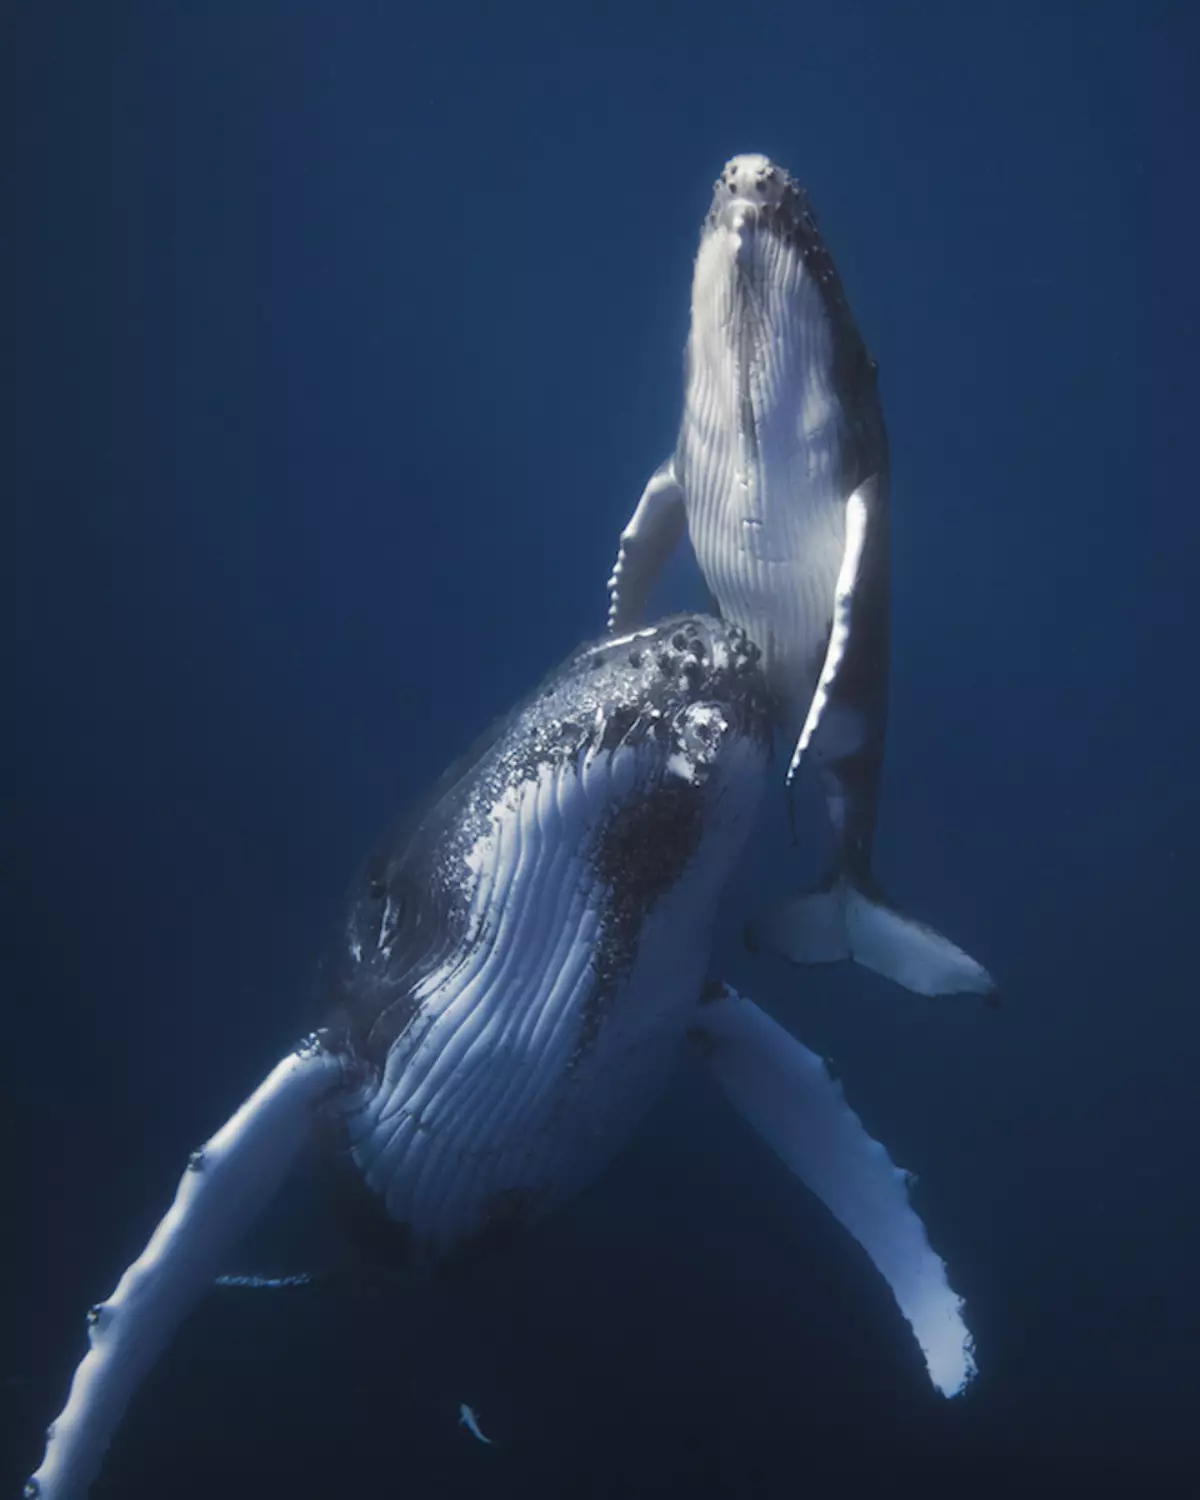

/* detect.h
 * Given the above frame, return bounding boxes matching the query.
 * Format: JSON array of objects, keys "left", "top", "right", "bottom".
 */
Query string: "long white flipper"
[
  {"left": 27, "top": 1034, "right": 350, "bottom": 1500},
  {"left": 784, "top": 478, "right": 874, "bottom": 787},
  {"left": 692, "top": 986, "right": 977, "bottom": 1398},
  {"left": 606, "top": 460, "right": 686, "bottom": 631}
]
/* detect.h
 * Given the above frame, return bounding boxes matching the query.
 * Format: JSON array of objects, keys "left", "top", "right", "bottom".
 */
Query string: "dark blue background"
[{"left": 6, "top": 2, "right": 1198, "bottom": 1494}]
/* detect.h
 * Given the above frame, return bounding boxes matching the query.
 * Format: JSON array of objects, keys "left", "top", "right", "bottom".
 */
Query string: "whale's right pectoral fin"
[
  {"left": 606, "top": 460, "right": 687, "bottom": 632},
  {"left": 690, "top": 984, "right": 977, "bottom": 1399},
  {"left": 27, "top": 1034, "right": 353, "bottom": 1500}
]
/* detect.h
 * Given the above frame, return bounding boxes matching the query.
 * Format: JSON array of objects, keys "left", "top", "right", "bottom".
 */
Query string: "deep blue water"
[{"left": 6, "top": 2, "right": 1199, "bottom": 1494}]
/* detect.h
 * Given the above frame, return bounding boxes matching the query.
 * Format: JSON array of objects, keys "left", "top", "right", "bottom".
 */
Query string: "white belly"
[
  {"left": 680, "top": 225, "right": 851, "bottom": 731},
  {"left": 680, "top": 406, "right": 847, "bottom": 730}
]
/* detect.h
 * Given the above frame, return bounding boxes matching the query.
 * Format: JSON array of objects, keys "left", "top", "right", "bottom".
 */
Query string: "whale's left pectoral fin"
[
  {"left": 28, "top": 1034, "right": 352, "bottom": 1500},
  {"left": 607, "top": 460, "right": 687, "bottom": 633},
  {"left": 691, "top": 985, "right": 977, "bottom": 1399},
  {"left": 785, "top": 475, "right": 879, "bottom": 789}
]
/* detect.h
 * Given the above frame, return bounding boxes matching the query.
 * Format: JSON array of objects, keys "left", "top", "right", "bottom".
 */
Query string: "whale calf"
[
  {"left": 27, "top": 616, "right": 974, "bottom": 1498},
  {"left": 607, "top": 153, "right": 994, "bottom": 1001}
]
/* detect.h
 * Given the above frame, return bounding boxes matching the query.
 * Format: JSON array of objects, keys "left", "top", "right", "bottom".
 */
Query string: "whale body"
[
  {"left": 27, "top": 616, "right": 975, "bottom": 1500},
  {"left": 607, "top": 153, "right": 995, "bottom": 1002}
]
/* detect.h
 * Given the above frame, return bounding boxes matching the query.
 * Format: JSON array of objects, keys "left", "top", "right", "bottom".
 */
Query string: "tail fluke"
[
  {"left": 27, "top": 1034, "right": 350, "bottom": 1500},
  {"left": 747, "top": 878, "right": 996, "bottom": 1000}
]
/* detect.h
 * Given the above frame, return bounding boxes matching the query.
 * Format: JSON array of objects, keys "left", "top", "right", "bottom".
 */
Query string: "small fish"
[{"left": 459, "top": 1402, "right": 493, "bottom": 1445}]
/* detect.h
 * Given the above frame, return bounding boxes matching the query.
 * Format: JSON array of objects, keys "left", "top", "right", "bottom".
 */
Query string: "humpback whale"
[
  {"left": 27, "top": 616, "right": 975, "bottom": 1499},
  {"left": 607, "top": 153, "right": 995, "bottom": 1001}
]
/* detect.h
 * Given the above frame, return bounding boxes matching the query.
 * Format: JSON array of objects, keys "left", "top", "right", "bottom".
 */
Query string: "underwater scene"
[{"left": 7, "top": 3, "right": 1199, "bottom": 1495}]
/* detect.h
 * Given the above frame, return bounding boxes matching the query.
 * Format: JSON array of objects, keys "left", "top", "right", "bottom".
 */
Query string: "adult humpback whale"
[
  {"left": 27, "top": 616, "right": 975, "bottom": 1499},
  {"left": 607, "top": 153, "right": 995, "bottom": 1001}
]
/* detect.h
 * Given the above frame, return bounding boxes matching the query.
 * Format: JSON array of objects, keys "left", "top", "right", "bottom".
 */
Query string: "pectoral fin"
[
  {"left": 606, "top": 460, "right": 687, "bottom": 632},
  {"left": 28, "top": 1035, "right": 352, "bottom": 1500},
  {"left": 785, "top": 475, "right": 878, "bottom": 789},
  {"left": 692, "top": 984, "right": 977, "bottom": 1398}
]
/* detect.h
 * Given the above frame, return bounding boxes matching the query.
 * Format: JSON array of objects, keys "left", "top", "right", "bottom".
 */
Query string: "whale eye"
[
  {"left": 628, "top": 648, "right": 643, "bottom": 668},
  {"left": 368, "top": 877, "right": 386, "bottom": 901}
]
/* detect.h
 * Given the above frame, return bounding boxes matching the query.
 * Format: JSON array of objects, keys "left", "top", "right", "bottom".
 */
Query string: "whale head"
[
  {"left": 686, "top": 152, "right": 883, "bottom": 487},
  {"left": 325, "top": 615, "right": 771, "bottom": 1263},
  {"left": 692, "top": 150, "right": 862, "bottom": 331},
  {"left": 704, "top": 153, "right": 812, "bottom": 241},
  {"left": 697, "top": 153, "right": 825, "bottom": 294}
]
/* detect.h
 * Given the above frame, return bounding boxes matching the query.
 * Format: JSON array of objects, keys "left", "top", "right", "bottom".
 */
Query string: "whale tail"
[{"left": 746, "top": 877, "right": 997, "bottom": 1001}]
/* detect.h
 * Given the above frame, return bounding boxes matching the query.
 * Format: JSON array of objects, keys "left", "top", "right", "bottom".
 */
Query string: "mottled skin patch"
[{"left": 573, "top": 775, "right": 709, "bottom": 1065}]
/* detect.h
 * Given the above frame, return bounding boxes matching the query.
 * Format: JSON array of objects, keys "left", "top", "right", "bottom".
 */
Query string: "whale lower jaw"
[{"left": 682, "top": 223, "right": 858, "bottom": 722}]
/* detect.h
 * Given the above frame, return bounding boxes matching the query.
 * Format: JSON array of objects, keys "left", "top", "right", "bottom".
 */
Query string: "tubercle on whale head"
[
  {"left": 593, "top": 613, "right": 762, "bottom": 678},
  {"left": 580, "top": 614, "right": 765, "bottom": 703},
  {"left": 693, "top": 151, "right": 868, "bottom": 362},
  {"left": 568, "top": 614, "right": 771, "bottom": 776},
  {"left": 703, "top": 152, "right": 815, "bottom": 242}
]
